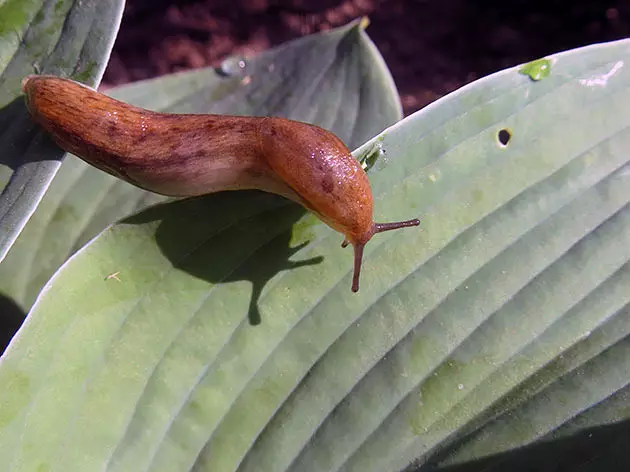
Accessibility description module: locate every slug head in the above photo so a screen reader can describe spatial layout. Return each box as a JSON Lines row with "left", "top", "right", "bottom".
{"left": 259, "top": 117, "right": 420, "bottom": 292}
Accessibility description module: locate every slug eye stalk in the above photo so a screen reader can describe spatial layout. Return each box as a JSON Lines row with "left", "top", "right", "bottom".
{"left": 343, "top": 219, "right": 421, "bottom": 292}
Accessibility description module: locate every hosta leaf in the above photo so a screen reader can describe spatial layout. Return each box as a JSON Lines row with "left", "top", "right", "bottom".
{"left": 1, "top": 40, "right": 629, "bottom": 472}
{"left": 0, "top": 18, "right": 402, "bottom": 314}
{"left": 0, "top": 0, "right": 125, "bottom": 261}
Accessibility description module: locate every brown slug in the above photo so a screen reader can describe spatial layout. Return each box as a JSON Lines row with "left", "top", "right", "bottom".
{"left": 22, "top": 75, "right": 419, "bottom": 292}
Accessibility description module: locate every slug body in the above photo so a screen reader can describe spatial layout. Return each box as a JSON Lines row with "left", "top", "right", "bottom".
{"left": 22, "top": 75, "right": 419, "bottom": 292}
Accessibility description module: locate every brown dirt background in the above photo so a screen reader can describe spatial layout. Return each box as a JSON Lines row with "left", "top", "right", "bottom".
{"left": 103, "top": 0, "right": 630, "bottom": 115}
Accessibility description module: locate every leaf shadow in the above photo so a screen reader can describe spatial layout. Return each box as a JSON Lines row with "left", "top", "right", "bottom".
{"left": 0, "top": 95, "right": 64, "bottom": 171}
{"left": 123, "top": 191, "right": 325, "bottom": 325}
{"left": 0, "top": 293, "right": 26, "bottom": 355}
{"left": 416, "top": 418, "right": 630, "bottom": 472}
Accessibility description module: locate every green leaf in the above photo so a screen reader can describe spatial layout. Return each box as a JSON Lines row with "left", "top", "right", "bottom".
{"left": 0, "top": 0, "right": 125, "bottom": 261}
{"left": 0, "top": 18, "right": 402, "bottom": 313}
{"left": 2, "top": 39, "right": 630, "bottom": 472}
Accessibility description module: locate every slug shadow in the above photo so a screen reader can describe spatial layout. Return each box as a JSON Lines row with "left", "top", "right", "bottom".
{"left": 123, "top": 192, "right": 324, "bottom": 325}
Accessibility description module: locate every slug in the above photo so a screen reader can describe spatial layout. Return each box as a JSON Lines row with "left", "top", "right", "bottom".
{"left": 22, "top": 75, "right": 419, "bottom": 292}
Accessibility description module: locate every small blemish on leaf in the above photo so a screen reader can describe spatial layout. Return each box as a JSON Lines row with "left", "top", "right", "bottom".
{"left": 358, "top": 141, "right": 386, "bottom": 173}
{"left": 71, "top": 61, "right": 98, "bottom": 84}
{"left": 105, "top": 271, "right": 121, "bottom": 282}
{"left": 497, "top": 128, "right": 512, "bottom": 146}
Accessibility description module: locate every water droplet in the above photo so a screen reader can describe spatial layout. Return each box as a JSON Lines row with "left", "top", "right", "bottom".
{"left": 457, "top": 383, "right": 464, "bottom": 390}
{"left": 217, "top": 56, "right": 248, "bottom": 77}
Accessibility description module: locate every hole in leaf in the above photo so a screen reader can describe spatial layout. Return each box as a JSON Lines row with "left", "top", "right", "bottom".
{"left": 498, "top": 128, "right": 511, "bottom": 146}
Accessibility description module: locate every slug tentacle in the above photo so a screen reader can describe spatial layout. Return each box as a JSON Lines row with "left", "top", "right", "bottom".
{"left": 22, "top": 75, "right": 421, "bottom": 292}
{"left": 347, "top": 218, "right": 421, "bottom": 292}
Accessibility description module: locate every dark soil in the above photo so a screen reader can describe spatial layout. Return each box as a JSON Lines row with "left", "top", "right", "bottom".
{"left": 103, "top": 0, "right": 630, "bottom": 115}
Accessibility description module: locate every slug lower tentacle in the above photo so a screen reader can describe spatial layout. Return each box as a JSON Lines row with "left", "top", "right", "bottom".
{"left": 22, "top": 75, "right": 420, "bottom": 292}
